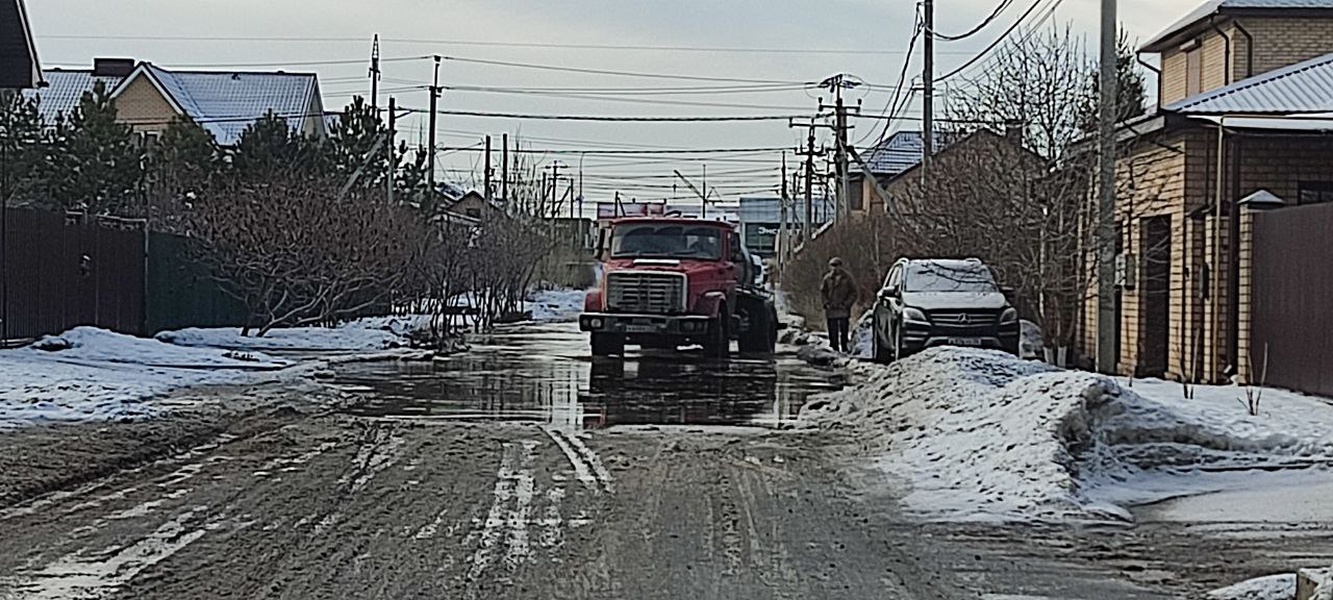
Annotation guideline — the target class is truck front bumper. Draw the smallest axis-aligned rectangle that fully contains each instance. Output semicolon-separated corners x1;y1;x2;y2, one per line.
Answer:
579;313;712;335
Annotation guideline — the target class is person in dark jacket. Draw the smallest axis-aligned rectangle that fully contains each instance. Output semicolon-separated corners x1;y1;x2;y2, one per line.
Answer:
820;257;859;352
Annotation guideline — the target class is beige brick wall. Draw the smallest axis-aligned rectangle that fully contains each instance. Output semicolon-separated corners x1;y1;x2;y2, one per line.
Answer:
1160;49;1190;107
114;75;177;134
1235;17;1333;78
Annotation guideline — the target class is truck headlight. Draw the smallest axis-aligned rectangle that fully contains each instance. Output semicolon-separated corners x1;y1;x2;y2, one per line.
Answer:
1000;308;1018;324
588;317;604;329
903;307;928;322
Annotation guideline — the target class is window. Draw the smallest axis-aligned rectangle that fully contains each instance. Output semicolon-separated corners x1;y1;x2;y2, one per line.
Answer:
849;178;864;212
609;223;724;260
1298;181;1333;205
904;261;998;293
1185;46;1203;96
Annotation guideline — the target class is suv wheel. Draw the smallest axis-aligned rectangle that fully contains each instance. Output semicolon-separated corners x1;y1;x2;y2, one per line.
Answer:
591;333;625;357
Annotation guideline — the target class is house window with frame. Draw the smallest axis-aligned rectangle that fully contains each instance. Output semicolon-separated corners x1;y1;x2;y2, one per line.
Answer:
1185;46;1203;97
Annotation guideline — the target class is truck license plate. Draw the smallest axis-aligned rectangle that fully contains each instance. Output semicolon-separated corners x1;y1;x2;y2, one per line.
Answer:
625;324;655;333
947;337;983;346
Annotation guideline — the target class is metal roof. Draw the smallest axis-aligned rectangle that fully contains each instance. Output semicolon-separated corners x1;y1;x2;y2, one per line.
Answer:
855;130;952;176
22;70;125;122
141;64;321;145
1143;0;1333;51
1165;51;1333;114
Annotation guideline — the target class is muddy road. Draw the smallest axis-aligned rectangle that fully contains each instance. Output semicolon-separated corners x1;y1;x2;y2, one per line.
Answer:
0;323;1313;599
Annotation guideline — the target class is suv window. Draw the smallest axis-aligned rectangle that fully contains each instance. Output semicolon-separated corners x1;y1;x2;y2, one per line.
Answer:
904;262;997;293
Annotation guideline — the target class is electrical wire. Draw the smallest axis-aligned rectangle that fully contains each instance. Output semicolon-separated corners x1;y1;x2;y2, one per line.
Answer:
440;55;808;85
931;0;1016;41
935;0;1053;82
440;86;816;111
856;6;924;147
401;107;816;122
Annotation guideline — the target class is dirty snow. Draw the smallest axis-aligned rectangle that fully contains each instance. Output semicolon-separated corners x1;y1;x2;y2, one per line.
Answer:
0;328;300;428
1206;573;1295;600
802;346;1333;522
1313;564;1333;600
157;315;429;352
1019;320;1043;359
527;288;587;323
850;312;874;359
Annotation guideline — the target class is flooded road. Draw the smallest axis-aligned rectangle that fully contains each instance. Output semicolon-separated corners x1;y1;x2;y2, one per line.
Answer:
335;322;845;430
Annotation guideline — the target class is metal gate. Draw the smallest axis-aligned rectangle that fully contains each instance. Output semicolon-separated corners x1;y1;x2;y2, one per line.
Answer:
1;209;146;342
1250;203;1333;397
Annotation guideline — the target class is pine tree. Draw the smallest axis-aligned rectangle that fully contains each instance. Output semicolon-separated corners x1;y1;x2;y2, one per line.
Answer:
148;115;216;229
1078;31;1149;133
0;90;51;209
326;96;392;189
228;111;320;181
48;80;145;216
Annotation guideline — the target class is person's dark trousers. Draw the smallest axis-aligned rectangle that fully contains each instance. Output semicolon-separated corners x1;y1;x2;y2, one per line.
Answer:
827;317;850;352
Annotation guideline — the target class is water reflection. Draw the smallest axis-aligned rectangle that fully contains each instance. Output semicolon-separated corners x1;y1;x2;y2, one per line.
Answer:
335;323;843;430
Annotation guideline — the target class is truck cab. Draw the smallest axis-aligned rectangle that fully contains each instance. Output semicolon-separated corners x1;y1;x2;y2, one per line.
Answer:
579;217;777;358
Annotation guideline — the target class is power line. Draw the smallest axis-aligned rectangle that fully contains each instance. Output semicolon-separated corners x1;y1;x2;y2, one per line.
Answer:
441;55;808;85
402;107;815;122
41;33;976;55
438;145;790;155
935;0;1053;82
441;86;817;111
931;0;1016;41
857;6;924;147
951;0;1069;82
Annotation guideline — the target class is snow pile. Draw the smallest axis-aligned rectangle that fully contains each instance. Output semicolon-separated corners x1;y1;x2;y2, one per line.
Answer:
527;288;587;323
0;328;297;428
156;315;429;352
1312;565;1333;600
1207;574;1294;600
802;346;1333;522
850;313;874;359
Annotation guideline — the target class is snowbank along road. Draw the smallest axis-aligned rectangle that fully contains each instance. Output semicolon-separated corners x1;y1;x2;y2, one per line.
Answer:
2;322;1332;598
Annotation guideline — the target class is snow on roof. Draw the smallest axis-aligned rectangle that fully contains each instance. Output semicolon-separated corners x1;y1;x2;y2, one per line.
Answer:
1165;51;1333;114
22;70;125;123
138;64;320;145
1142;0;1333;51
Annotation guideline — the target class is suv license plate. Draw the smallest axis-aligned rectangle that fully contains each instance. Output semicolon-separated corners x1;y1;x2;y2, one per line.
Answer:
948;337;983;346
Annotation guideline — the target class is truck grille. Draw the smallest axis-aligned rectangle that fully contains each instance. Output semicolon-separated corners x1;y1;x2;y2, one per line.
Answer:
607;272;686;314
927;309;1000;334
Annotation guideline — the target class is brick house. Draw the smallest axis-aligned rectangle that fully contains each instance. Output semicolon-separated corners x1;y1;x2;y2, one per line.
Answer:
25;58;328;145
1078;0;1333;387
0;0;41;89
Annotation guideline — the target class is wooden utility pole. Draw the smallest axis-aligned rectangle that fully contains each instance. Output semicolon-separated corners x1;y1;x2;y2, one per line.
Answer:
501;133;509;204
369;34;381;111
1096;0;1119;373
386;96;396;204
922;0;935;172
789;117;829;242
780;152;789;265
427;55;441;192
483;135;493;203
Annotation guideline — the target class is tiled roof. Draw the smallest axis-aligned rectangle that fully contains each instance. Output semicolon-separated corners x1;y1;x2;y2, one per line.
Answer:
856;130;951;176
1164;50;1333;114
1143;0;1333;51
142;64;320;145
23;70;125;122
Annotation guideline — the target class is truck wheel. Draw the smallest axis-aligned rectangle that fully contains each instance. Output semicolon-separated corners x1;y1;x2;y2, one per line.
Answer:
591;333;625;357
739;308;775;354
703;316;730;359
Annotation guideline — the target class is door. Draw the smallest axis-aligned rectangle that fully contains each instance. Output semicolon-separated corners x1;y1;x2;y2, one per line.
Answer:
1139;216;1172;377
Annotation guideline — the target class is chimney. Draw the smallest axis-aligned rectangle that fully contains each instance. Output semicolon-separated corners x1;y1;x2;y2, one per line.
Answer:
93;58;136;77
1004;119;1024;146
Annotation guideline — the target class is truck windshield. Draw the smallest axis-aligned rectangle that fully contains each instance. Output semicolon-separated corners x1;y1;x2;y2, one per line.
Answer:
610;224;724;260
905;262;998;293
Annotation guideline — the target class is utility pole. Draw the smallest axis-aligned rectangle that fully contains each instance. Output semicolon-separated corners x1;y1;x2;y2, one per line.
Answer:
483;135;493;204
1096;0;1119;374
818;74;861;220
789;117;829;242
369;34;381;111
780;153;789;266
386;96;396;204
922;0;935;172
501;133;509;205
427;55;441;193
702;164;708;218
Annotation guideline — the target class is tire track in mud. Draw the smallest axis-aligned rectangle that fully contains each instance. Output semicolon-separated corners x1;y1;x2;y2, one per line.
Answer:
544;427;614;493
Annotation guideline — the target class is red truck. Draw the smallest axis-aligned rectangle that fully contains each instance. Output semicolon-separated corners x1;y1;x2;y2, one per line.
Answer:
578;216;778;358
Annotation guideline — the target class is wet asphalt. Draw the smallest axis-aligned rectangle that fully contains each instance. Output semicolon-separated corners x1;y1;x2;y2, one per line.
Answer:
2;322;1316;599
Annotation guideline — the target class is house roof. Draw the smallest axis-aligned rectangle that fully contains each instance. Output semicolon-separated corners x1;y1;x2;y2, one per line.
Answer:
0;0;42;89
1142;0;1333;52
1164;50;1333;114
23;61;322;144
23;70;125;121
128;64;322;145
855;130;952;176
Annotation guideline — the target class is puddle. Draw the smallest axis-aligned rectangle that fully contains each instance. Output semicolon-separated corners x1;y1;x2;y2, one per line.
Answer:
334;322;844;429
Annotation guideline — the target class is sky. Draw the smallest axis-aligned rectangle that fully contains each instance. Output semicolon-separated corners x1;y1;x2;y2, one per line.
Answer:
27;0;1201;208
